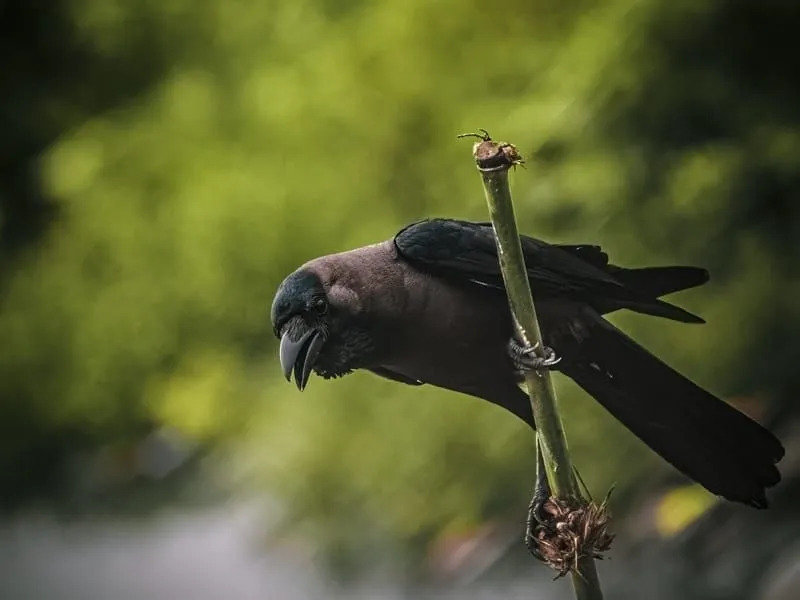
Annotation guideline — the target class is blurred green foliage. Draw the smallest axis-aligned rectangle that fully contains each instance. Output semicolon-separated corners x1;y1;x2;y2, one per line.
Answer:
1;0;798;575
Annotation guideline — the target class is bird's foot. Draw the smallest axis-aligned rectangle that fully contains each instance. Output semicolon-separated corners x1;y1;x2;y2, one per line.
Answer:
525;493;553;558
525;443;553;559
508;338;561;371
528;491;550;526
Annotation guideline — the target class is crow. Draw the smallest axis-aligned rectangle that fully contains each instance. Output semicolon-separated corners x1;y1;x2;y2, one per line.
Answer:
270;218;783;508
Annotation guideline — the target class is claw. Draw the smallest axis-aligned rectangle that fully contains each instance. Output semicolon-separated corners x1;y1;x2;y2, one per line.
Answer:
524;440;553;558
509;338;562;371
525;493;546;557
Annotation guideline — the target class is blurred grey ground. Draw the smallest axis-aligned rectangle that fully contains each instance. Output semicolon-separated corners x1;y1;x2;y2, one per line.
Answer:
1;495;798;600
0;503;569;600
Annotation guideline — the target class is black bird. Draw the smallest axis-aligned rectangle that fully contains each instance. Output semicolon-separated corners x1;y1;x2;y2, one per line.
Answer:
271;218;783;508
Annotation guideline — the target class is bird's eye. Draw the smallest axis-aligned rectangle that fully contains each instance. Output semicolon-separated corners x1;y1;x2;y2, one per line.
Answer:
312;297;327;315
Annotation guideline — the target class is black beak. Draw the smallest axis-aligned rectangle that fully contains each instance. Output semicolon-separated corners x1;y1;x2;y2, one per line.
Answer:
279;326;325;391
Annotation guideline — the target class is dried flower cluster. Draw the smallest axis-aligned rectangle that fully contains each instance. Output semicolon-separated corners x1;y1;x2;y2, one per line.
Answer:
526;496;614;579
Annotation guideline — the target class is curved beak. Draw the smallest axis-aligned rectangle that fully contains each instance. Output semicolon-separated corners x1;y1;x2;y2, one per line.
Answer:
279;327;325;391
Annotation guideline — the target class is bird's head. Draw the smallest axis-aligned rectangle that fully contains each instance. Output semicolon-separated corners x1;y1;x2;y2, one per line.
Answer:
270;269;331;391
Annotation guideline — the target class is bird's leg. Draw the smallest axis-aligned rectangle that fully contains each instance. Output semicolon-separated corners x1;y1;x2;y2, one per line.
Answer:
525;440;552;557
508;337;561;371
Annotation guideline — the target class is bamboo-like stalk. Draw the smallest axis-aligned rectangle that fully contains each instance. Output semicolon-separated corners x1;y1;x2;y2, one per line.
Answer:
464;131;604;600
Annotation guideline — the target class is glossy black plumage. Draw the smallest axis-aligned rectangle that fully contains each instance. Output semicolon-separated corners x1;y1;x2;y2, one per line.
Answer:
271;218;784;508
394;219;708;323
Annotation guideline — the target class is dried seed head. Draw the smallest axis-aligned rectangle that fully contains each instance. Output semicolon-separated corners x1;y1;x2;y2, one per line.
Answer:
458;129;524;172
526;496;614;579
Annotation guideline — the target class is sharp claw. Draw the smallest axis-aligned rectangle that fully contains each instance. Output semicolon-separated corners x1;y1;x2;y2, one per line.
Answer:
525;493;553;558
520;342;540;356
509;338;562;371
541;350;562;367
525;441;553;559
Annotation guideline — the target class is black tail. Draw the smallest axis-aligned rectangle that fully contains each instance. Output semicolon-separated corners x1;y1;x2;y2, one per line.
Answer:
610;295;706;324
559;317;784;508
612;265;709;297
602;266;710;324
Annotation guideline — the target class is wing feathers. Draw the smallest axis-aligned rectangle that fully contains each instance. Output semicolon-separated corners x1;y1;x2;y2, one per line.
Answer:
395;219;708;322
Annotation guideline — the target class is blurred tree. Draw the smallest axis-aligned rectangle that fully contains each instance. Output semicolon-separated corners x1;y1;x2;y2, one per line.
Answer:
0;0;169;256
0;0;797;584
0;0;172;502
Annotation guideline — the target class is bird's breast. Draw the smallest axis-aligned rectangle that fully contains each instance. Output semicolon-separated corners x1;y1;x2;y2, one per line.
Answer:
375;271;514;389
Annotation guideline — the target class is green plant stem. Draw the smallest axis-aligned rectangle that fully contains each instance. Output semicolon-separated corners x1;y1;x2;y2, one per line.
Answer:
468;134;603;600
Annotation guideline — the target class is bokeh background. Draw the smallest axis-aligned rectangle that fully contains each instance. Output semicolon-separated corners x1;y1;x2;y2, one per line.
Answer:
1;0;799;598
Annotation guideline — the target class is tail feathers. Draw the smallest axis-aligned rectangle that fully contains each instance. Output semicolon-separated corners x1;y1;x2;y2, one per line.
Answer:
559;318;783;508
602;266;709;323
614;296;706;324
611;266;710;298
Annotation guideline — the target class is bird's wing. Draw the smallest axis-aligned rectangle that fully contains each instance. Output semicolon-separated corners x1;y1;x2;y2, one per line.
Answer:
394;218;705;323
550;243;710;298
553;243;610;269
394;218;621;297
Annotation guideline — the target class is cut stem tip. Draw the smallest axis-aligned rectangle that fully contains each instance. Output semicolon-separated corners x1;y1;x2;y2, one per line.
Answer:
460;129;524;172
